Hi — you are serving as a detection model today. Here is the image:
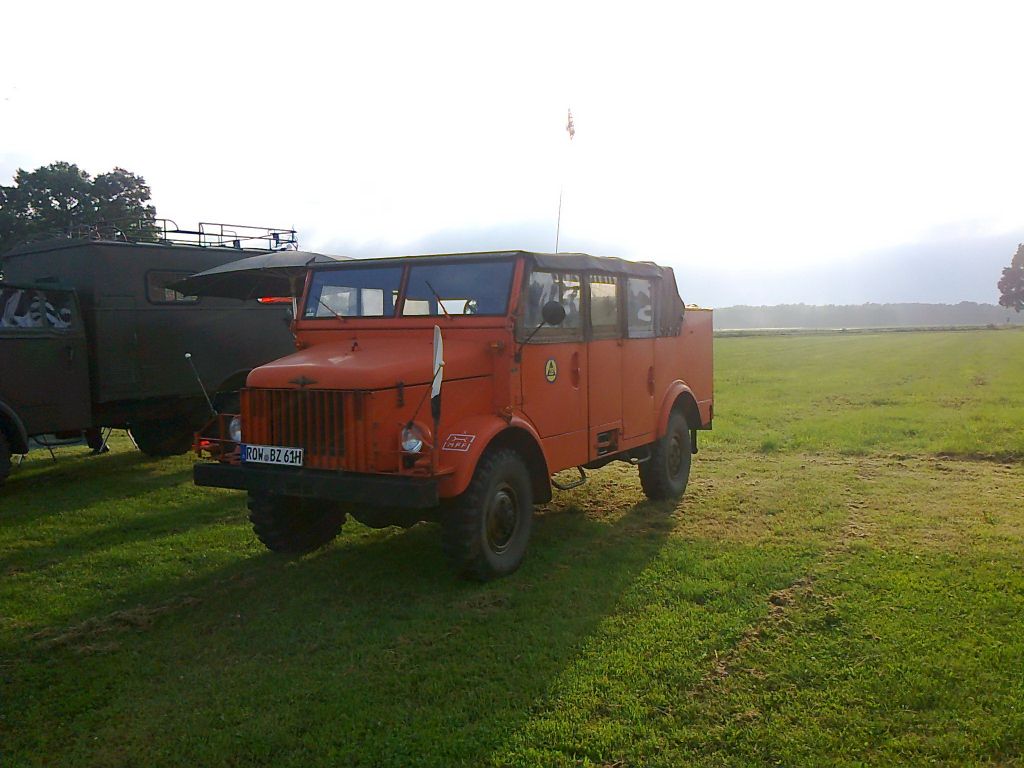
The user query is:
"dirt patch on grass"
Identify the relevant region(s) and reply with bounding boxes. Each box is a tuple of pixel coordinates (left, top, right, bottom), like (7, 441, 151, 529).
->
(691, 449, 1024, 698)
(704, 574, 817, 684)
(695, 469, 876, 687)
(451, 592, 512, 615)
(846, 457, 1024, 553)
(935, 451, 1024, 464)
(665, 453, 865, 552)
(699, 502, 867, 686)
(30, 596, 202, 654)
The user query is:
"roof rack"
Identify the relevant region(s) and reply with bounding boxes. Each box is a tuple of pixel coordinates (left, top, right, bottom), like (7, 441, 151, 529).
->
(13, 218, 298, 251)
(151, 220, 298, 250)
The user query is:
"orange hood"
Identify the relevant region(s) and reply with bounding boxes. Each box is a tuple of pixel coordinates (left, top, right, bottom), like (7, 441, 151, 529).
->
(246, 336, 490, 390)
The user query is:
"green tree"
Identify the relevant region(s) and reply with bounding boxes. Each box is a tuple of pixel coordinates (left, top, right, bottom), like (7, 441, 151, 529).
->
(998, 243, 1024, 312)
(0, 162, 158, 254)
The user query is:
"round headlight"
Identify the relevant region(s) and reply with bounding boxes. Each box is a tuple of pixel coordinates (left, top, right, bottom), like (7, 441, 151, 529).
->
(401, 425, 424, 454)
(229, 415, 243, 443)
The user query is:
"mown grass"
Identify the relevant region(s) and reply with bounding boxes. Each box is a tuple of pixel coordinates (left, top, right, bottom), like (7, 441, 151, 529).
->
(714, 328, 1024, 458)
(2, 328, 1023, 766)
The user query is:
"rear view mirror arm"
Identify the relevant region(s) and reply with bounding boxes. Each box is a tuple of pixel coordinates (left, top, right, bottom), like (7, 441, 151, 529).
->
(514, 322, 546, 363)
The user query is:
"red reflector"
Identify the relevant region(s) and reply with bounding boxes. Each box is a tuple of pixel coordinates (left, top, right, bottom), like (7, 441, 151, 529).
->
(257, 296, 292, 304)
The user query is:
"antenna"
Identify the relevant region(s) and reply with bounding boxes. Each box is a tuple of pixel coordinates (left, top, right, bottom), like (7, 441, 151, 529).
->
(185, 353, 217, 416)
(555, 185, 564, 253)
(554, 106, 575, 253)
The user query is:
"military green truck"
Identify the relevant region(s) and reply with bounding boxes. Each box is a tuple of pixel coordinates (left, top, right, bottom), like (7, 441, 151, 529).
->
(0, 222, 299, 487)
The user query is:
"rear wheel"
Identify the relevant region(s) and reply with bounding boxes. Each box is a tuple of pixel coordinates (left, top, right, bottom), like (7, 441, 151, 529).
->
(130, 417, 194, 457)
(247, 493, 346, 554)
(639, 410, 692, 500)
(442, 449, 534, 581)
(0, 431, 11, 487)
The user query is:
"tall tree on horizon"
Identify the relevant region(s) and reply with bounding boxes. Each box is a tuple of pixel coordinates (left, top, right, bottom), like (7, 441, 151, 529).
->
(0, 162, 158, 254)
(998, 243, 1024, 312)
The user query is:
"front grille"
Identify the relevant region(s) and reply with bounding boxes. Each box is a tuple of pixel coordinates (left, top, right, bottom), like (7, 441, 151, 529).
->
(243, 388, 348, 470)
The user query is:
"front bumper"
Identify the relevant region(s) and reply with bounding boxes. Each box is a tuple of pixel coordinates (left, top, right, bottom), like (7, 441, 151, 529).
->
(194, 463, 438, 508)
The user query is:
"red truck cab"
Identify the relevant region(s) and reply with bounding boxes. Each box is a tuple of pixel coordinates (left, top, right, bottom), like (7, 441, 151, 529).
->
(195, 250, 713, 579)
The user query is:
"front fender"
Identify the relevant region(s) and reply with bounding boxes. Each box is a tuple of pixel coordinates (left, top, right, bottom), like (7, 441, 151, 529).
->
(437, 414, 547, 499)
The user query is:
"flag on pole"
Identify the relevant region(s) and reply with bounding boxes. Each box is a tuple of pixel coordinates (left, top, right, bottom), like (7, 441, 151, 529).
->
(566, 108, 575, 140)
(431, 324, 444, 421)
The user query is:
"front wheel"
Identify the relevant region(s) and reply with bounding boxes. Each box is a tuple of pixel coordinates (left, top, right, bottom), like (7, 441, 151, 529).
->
(442, 449, 534, 581)
(247, 493, 347, 554)
(639, 410, 692, 500)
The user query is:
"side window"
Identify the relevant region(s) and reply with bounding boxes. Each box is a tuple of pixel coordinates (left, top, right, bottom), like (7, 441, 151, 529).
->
(522, 270, 582, 339)
(43, 291, 76, 329)
(626, 278, 656, 338)
(588, 274, 619, 339)
(147, 271, 199, 304)
(0, 288, 75, 330)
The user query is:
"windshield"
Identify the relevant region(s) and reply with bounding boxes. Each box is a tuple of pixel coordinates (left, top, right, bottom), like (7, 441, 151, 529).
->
(304, 266, 403, 319)
(403, 261, 514, 316)
(302, 258, 515, 320)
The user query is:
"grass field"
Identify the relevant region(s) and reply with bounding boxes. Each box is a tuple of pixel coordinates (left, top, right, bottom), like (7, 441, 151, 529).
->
(2, 328, 1023, 766)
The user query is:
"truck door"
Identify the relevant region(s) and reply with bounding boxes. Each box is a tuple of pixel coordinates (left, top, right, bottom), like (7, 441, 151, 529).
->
(92, 294, 140, 403)
(621, 277, 657, 441)
(0, 287, 91, 434)
(518, 270, 588, 466)
(586, 274, 623, 459)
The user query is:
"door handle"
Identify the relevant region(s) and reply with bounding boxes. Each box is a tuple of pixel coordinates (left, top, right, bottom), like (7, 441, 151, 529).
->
(66, 345, 75, 365)
(571, 351, 581, 388)
(647, 366, 655, 395)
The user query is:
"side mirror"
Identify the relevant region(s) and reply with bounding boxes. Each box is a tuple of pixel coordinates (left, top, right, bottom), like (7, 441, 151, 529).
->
(541, 300, 566, 326)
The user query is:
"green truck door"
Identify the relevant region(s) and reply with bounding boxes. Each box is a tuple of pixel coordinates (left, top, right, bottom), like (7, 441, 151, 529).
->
(0, 288, 91, 434)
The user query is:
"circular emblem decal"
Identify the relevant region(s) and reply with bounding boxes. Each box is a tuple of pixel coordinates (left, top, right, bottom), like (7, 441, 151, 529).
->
(544, 358, 558, 383)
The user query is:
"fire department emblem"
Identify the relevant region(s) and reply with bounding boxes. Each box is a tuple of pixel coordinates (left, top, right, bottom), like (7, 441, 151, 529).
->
(544, 358, 558, 383)
(443, 433, 476, 452)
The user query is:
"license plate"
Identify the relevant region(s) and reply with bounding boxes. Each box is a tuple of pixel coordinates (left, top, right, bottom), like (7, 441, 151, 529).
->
(241, 444, 304, 467)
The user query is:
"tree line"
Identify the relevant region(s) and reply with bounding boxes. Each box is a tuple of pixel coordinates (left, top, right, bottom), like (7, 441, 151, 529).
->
(0, 162, 157, 254)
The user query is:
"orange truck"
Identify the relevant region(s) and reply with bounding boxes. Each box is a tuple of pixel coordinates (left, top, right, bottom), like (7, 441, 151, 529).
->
(194, 250, 713, 579)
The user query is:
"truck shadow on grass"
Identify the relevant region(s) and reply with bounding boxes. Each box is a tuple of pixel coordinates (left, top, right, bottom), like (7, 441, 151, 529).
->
(8, 497, 680, 766)
(6, 441, 146, 479)
(0, 450, 191, 525)
(0, 493, 244, 577)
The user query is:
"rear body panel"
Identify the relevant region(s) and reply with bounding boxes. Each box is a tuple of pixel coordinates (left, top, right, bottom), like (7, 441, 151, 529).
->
(677, 308, 714, 426)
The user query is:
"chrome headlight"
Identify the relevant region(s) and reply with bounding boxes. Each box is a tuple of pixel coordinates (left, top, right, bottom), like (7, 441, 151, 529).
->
(229, 415, 243, 443)
(401, 424, 424, 454)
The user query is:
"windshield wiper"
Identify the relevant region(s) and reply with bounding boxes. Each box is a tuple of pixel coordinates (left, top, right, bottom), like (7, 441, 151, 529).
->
(424, 280, 451, 319)
(317, 296, 346, 323)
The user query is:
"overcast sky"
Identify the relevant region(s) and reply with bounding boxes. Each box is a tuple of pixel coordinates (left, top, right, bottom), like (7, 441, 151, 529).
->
(3, 1, 1023, 306)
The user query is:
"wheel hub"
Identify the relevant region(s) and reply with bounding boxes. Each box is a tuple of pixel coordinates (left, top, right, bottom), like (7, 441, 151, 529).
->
(668, 433, 683, 477)
(486, 483, 519, 554)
